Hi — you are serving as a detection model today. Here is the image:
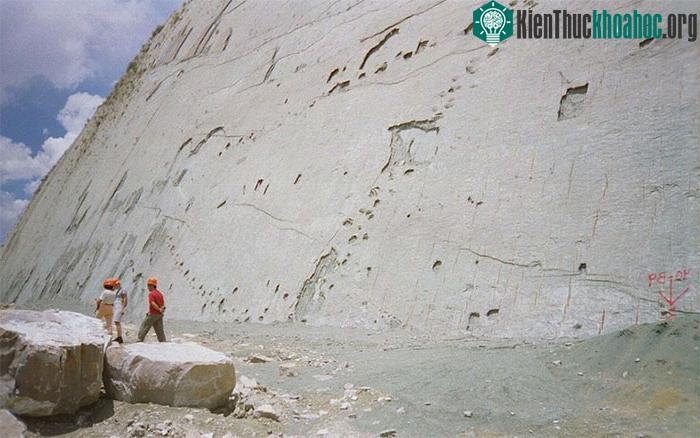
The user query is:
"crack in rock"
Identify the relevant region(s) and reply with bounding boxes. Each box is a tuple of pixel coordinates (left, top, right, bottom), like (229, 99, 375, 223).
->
(293, 248, 338, 321)
(557, 83, 588, 121)
(381, 115, 441, 174)
(359, 28, 399, 70)
(190, 127, 225, 156)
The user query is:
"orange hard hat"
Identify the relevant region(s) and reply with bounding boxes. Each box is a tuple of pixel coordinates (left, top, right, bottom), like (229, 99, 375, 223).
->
(103, 279, 114, 288)
(112, 278, 121, 287)
(147, 277, 158, 286)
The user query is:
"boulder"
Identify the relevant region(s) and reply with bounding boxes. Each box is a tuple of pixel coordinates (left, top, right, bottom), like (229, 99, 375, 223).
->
(0, 409, 26, 437)
(0, 309, 109, 416)
(104, 342, 235, 409)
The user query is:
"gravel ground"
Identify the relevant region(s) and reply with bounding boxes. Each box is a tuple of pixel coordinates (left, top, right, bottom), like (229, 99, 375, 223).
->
(16, 300, 700, 437)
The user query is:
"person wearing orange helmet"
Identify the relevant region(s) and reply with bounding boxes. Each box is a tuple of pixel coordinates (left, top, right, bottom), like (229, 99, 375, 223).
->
(112, 278, 128, 344)
(137, 277, 166, 342)
(96, 278, 117, 336)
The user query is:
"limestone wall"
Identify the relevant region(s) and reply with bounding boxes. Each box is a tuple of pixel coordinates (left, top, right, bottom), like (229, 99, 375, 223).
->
(1, 0, 698, 337)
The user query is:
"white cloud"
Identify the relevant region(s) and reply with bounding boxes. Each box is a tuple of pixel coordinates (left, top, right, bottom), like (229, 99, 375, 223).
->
(58, 92, 106, 133)
(0, 92, 104, 238)
(1, 92, 104, 186)
(32, 92, 105, 177)
(0, 0, 179, 103)
(24, 179, 41, 196)
(0, 136, 43, 182)
(0, 190, 29, 244)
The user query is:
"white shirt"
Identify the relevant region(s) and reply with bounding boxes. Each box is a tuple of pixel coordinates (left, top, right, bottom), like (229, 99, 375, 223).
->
(99, 289, 117, 305)
(114, 288, 127, 311)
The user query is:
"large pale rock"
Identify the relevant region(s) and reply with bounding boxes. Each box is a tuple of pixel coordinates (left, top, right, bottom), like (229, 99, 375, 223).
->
(104, 342, 235, 409)
(0, 309, 109, 416)
(0, 409, 26, 437)
(0, 0, 698, 338)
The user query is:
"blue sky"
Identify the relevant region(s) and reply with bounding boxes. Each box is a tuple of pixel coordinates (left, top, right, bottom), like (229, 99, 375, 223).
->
(0, 0, 180, 243)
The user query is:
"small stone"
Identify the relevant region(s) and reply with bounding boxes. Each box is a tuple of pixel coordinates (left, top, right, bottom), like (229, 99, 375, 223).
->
(622, 371, 628, 378)
(552, 360, 562, 366)
(463, 410, 472, 418)
(379, 429, 397, 437)
(396, 407, 405, 414)
(279, 363, 299, 377)
(239, 375, 260, 389)
(75, 413, 90, 427)
(635, 357, 641, 363)
(577, 372, 584, 376)
(348, 413, 357, 418)
(340, 402, 351, 410)
(313, 374, 333, 381)
(248, 354, 274, 363)
(424, 401, 431, 406)
(254, 404, 280, 422)
(510, 411, 515, 416)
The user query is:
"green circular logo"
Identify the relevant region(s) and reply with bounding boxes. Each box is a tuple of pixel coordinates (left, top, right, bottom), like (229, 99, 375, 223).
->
(473, 1, 513, 46)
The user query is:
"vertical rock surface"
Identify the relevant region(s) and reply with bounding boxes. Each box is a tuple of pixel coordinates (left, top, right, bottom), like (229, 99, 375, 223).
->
(0, 0, 698, 338)
(0, 310, 109, 416)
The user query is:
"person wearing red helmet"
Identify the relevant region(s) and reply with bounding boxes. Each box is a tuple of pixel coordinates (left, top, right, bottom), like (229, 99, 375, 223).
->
(96, 278, 117, 336)
(137, 277, 166, 342)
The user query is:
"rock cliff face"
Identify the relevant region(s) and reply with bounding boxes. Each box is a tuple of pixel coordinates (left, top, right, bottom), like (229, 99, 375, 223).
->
(1, 0, 698, 338)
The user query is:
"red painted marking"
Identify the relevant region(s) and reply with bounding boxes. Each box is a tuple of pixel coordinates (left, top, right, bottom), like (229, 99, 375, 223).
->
(656, 276, 691, 320)
(647, 268, 690, 287)
(647, 273, 656, 288)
